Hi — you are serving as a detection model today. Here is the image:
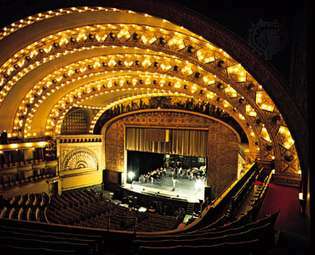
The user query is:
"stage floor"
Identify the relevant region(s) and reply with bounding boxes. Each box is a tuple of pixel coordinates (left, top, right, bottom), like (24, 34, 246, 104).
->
(123, 176, 205, 203)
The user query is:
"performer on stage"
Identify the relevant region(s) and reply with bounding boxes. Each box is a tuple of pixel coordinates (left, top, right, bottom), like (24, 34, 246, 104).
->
(171, 168, 178, 191)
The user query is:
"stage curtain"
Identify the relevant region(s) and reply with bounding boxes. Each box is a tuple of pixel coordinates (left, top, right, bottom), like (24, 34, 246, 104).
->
(126, 127, 207, 157)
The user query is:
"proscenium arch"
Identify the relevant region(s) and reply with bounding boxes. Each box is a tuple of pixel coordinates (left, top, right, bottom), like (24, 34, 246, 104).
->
(101, 108, 242, 179)
(47, 79, 259, 160)
(101, 108, 242, 143)
(0, 3, 303, 184)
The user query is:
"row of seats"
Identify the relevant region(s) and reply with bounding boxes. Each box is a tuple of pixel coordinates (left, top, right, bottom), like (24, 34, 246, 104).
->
(0, 168, 55, 190)
(0, 217, 114, 255)
(78, 202, 180, 232)
(47, 188, 180, 232)
(0, 193, 49, 222)
(0, 159, 45, 169)
(134, 212, 278, 254)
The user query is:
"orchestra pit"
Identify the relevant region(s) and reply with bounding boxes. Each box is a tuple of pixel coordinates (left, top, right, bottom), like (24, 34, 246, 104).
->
(0, 1, 310, 254)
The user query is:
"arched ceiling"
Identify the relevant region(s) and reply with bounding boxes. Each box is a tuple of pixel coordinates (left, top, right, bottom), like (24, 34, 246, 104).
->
(0, 6, 300, 179)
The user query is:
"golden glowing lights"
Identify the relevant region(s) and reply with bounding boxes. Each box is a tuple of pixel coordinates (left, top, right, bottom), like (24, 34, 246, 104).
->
(181, 65, 193, 75)
(256, 91, 275, 112)
(261, 127, 272, 143)
(227, 64, 247, 82)
(278, 126, 295, 149)
(224, 85, 238, 98)
(0, 141, 48, 151)
(245, 104, 257, 117)
(0, 6, 300, 177)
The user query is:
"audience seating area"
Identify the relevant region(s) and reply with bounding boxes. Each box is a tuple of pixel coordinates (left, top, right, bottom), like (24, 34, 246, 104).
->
(47, 188, 180, 232)
(0, 168, 55, 190)
(0, 192, 49, 222)
(0, 217, 132, 255)
(0, 163, 277, 254)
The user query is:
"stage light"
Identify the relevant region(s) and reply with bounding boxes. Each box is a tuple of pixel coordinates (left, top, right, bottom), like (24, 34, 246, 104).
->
(138, 207, 147, 213)
(298, 192, 304, 201)
(128, 171, 135, 181)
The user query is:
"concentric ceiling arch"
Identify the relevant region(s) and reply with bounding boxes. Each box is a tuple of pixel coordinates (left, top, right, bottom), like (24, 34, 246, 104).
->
(0, 2, 306, 184)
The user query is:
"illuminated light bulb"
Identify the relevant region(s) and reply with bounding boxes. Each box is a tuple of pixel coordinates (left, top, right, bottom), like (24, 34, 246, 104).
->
(107, 81, 113, 88)
(256, 91, 275, 112)
(261, 127, 272, 142)
(238, 113, 245, 120)
(206, 91, 215, 99)
(93, 61, 101, 68)
(117, 29, 130, 39)
(17, 59, 26, 68)
(203, 76, 215, 85)
(77, 33, 87, 41)
(223, 100, 231, 108)
(191, 85, 197, 93)
(168, 36, 185, 50)
(142, 58, 151, 68)
(0, 76, 4, 86)
(59, 37, 69, 46)
(227, 64, 247, 82)
(67, 69, 75, 76)
(260, 103, 274, 112)
(245, 104, 257, 117)
(124, 60, 133, 67)
(141, 34, 156, 45)
(224, 86, 238, 97)
(29, 50, 38, 58)
(145, 79, 151, 85)
(182, 65, 193, 75)
(277, 126, 294, 149)
(196, 50, 205, 61)
(160, 63, 171, 71)
(174, 81, 181, 88)
(108, 59, 116, 67)
(80, 66, 87, 73)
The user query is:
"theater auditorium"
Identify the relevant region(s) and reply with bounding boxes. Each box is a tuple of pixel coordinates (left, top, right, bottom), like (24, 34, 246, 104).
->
(0, 1, 310, 254)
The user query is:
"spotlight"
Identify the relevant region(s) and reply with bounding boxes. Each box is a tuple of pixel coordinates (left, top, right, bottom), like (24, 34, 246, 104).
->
(128, 171, 135, 181)
(138, 207, 147, 213)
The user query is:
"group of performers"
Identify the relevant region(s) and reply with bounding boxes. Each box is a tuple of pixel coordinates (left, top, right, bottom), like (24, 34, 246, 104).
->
(137, 164, 206, 191)
(138, 167, 167, 184)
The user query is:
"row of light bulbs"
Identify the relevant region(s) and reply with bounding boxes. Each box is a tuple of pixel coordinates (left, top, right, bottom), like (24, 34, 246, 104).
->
(0, 23, 235, 104)
(0, 7, 298, 172)
(43, 75, 260, 150)
(14, 53, 262, 137)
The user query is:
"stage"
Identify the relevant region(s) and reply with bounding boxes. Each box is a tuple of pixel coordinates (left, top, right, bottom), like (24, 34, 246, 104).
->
(123, 175, 205, 203)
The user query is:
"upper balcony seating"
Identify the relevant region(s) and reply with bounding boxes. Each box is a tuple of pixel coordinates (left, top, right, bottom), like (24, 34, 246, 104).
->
(0, 168, 55, 190)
